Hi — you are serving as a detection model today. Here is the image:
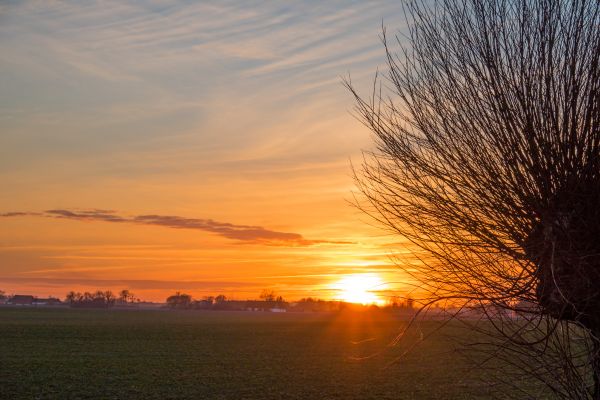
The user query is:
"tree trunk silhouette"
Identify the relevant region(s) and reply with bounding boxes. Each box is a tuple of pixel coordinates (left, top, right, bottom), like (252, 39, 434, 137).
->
(526, 181, 600, 330)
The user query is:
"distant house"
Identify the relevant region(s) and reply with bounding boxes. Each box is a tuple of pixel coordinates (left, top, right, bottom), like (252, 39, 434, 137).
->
(244, 300, 287, 312)
(192, 299, 213, 309)
(33, 297, 62, 306)
(221, 300, 247, 311)
(9, 295, 35, 305)
(269, 308, 287, 313)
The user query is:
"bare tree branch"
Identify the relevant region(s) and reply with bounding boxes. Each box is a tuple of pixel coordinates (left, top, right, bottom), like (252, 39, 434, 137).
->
(347, 0, 600, 397)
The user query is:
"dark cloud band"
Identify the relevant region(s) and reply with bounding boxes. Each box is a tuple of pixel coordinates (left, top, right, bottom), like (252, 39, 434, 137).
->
(3, 209, 352, 246)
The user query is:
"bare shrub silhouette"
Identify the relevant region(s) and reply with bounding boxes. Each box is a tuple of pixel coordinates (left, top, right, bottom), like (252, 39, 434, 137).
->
(346, 0, 599, 398)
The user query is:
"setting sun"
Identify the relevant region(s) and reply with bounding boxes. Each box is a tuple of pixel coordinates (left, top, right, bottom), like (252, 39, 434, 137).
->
(332, 274, 386, 305)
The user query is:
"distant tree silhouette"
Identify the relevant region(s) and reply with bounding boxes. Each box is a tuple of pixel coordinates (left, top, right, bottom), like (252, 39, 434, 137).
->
(211, 294, 227, 309)
(66, 290, 115, 308)
(118, 289, 134, 304)
(203, 296, 215, 304)
(347, 0, 599, 398)
(215, 294, 227, 304)
(65, 291, 80, 305)
(259, 290, 276, 302)
(102, 291, 116, 306)
(166, 292, 192, 309)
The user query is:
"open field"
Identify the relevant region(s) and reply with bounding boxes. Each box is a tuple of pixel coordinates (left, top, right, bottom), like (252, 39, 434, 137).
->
(0, 308, 542, 399)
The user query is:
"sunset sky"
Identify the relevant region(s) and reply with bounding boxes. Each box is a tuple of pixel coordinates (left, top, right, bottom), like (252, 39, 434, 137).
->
(0, 1, 416, 302)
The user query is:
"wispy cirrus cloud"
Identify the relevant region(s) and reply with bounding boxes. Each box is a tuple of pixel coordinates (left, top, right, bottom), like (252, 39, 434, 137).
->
(3, 209, 352, 247)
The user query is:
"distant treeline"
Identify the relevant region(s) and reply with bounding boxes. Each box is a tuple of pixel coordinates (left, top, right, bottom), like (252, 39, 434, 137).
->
(1, 288, 417, 313)
(164, 291, 416, 313)
(165, 292, 346, 312)
(65, 289, 137, 308)
(166, 290, 288, 310)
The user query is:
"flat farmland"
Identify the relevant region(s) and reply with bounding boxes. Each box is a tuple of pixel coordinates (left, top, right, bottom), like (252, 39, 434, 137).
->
(0, 308, 524, 399)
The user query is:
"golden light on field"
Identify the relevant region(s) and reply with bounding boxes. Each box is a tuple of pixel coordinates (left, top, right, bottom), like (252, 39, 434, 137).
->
(332, 273, 387, 305)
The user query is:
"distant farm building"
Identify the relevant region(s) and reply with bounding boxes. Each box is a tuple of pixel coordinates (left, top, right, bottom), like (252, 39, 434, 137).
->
(269, 308, 287, 313)
(244, 301, 287, 312)
(33, 297, 62, 306)
(9, 295, 35, 305)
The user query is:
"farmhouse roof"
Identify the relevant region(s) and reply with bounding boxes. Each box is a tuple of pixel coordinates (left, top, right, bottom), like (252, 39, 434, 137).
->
(10, 295, 35, 304)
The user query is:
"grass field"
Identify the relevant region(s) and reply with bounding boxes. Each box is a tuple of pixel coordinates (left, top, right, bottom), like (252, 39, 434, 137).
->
(0, 307, 537, 399)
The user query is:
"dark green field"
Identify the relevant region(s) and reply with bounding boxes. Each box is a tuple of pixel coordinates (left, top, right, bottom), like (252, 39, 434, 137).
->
(0, 308, 521, 399)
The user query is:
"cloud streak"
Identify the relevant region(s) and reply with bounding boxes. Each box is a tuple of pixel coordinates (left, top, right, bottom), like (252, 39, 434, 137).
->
(0, 211, 41, 217)
(0, 276, 262, 291)
(3, 209, 352, 247)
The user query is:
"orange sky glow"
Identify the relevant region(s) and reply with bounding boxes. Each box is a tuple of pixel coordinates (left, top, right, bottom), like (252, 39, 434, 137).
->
(0, 2, 417, 303)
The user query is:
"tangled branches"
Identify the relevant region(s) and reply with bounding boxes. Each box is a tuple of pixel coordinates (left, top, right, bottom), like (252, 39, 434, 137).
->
(347, 0, 600, 397)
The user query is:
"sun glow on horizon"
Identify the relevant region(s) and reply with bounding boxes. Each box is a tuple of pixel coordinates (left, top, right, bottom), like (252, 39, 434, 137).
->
(331, 273, 386, 305)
